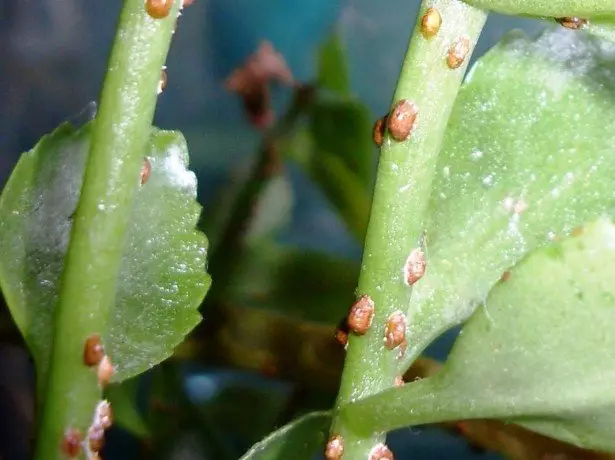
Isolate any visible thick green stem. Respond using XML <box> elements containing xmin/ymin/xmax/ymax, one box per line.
<box><xmin>461</xmin><ymin>0</ymin><xmax>615</xmax><ymax>17</ymax></box>
<box><xmin>35</xmin><ymin>1</ymin><xmax>179</xmax><ymax>458</ymax></box>
<box><xmin>331</xmin><ymin>1</ymin><xmax>486</xmax><ymax>457</ymax></box>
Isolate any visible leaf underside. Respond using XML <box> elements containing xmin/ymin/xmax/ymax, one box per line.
<box><xmin>0</xmin><ymin>122</ymin><xmax>210</xmax><ymax>387</ymax></box>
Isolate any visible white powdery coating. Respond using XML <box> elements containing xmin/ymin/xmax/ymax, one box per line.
<box><xmin>162</xmin><ymin>144</ymin><xmax>197</xmax><ymax>191</ymax></box>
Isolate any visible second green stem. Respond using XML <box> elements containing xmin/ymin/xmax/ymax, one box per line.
<box><xmin>332</xmin><ymin>1</ymin><xmax>486</xmax><ymax>457</ymax></box>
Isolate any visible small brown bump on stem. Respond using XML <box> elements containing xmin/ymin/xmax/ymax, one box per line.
<box><xmin>500</xmin><ymin>270</ymin><xmax>511</xmax><ymax>283</ymax></box>
<box><xmin>97</xmin><ymin>355</ymin><xmax>115</xmax><ymax>387</ymax></box>
<box><xmin>347</xmin><ymin>294</ymin><xmax>375</xmax><ymax>335</ymax></box>
<box><xmin>447</xmin><ymin>36</ymin><xmax>470</xmax><ymax>69</ymax></box>
<box><xmin>83</xmin><ymin>334</ymin><xmax>104</xmax><ymax>367</ymax></box>
<box><xmin>324</xmin><ymin>434</ymin><xmax>344</xmax><ymax>460</ymax></box>
<box><xmin>97</xmin><ymin>400</ymin><xmax>113</xmax><ymax>430</ymax></box>
<box><xmin>372</xmin><ymin>115</ymin><xmax>387</xmax><ymax>146</ymax></box>
<box><xmin>394</xmin><ymin>376</ymin><xmax>404</xmax><ymax>387</ymax></box>
<box><xmin>145</xmin><ymin>0</ymin><xmax>173</xmax><ymax>19</ymax></box>
<box><xmin>404</xmin><ymin>248</ymin><xmax>426</xmax><ymax>285</ymax></box>
<box><xmin>140</xmin><ymin>158</ymin><xmax>152</xmax><ymax>185</ymax></box>
<box><xmin>556</xmin><ymin>17</ymin><xmax>588</xmax><ymax>29</ymax></box>
<box><xmin>88</xmin><ymin>426</ymin><xmax>105</xmax><ymax>453</ymax></box>
<box><xmin>384</xmin><ymin>312</ymin><xmax>407</xmax><ymax>350</ymax></box>
<box><xmin>421</xmin><ymin>7</ymin><xmax>442</xmax><ymax>39</ymax></box>
<box><xmin>182</xmin><ymin>0</ymin><xmax>195</xmax><ymax>6</ymax></box>
<box><xmin>335</xmin><ymin>326</ymin><xmax>349</xmax><ymax>348</ymax></box>
<box><xmin>387</xmin><ymin>100</ymin><xmax>418</xmax><ymax>142</ymax></box>
<box><xmin>572</xmin><ymin>226</ymin><xmax>584</xmax><ymax>237</ymax></box>
<box><xmin>61</xmin><ymin>428</ymin><xmax>82</xmax><ymax>457</ymax></box>
<box><xmin>369</xmin><ymin>443</ymin><xmax>394</xmax><ymax>460</ymax></box>
<box><xmin>157</xmin><ymin>67</ymin><xmax>168</xmax><ymax>95</ymax></box>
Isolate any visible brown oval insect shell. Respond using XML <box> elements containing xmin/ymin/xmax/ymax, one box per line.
<box><xmin>447</xmin><ymin>36</ymin><xmax>470</xmax><ymax>70</ymax></box>
<box><xmin>159</xmin><ymin>68</ymin><xmax>168</xmax><ymax>94</ymax></box>
<box><xmin>347</xmin><ymin>295</ymin><xmax>375</xmax><ymax>335</ymax></box>
<box><xmin>369</xmin><ymin>443</ymin><xmax>394</xmax><ymax>460</ymax></box>
<box><xmin>421</xmin><ymin>7</ymin><xmax>441</xmax><ymax>39</ymax></box>
<box><xmin>145</xmin><ymin>0</ymin><xmax>173</xmax><ymax>19</ymax></box>
<box><xmin>372</xmin><ymin>115</ymin><xmax>387</xmax><ymax>146</ymax></box>
<box><xmin>556</xmin><ymin>17</ymin><xmax>588</xmax><ymax>29</ymax></box>
<box><xmin>97</xmin><ymin>355</ymin><xmax>115</xmax><ymax>387</ymax></box>
<box><xmin>384</xmin><ymin>312</ymin><xmax>407</xmax><ymax>350</ymax></box>
<box><xmin>140</xmin><ymin>158</ymin><xmax>151</xmax><ymax>185</ymax></box>
<box><xmin>83</xmin><ymin>334</ymin><xmax>104</xmax><ymax>367</ymax></box>
<box><xmin>88</xmin><ymin>426</ymin><xmax>105</xmax><ymax>453</ymax></box>
<box><xmin>325</xmin><ymin>434</ymin><xmax>344</xmax><ymax>460</ymax></box>
<box><xmin>387</xmin><ymin>100</ymin><xmax>418</xmax><ymax>142</ymax></box>
<box><xmin>61</xmin><ymin>428</ymin><xmax>82</xmax><ymax>457</ymax></box>
<box><xmin>404</xmin><ymin>248</ymin><xmax>426</xmax><ymax>285</ymax></box>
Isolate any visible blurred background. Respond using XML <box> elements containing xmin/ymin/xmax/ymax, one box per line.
<box><xmin>0</xmin><ymin>1</ymin><xmax>545</xmax><ymax>458</ymax></box>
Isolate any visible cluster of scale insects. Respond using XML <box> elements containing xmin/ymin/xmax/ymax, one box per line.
<box><xmin>326</xmin><ymin>5</ymin><xmax>590</xmax><ymax>459</ymax></box>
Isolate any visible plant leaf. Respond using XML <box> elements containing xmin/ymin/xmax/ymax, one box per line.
<box><xmin>317</xmin><ymin>32</ymin><xmax>350</xmax><ymax>94</ymax></box>
<box><xmin>240</xmin><ymin>411</ymin><xmax>331</xmax><ymax>460</ymax></box>
<box><xmin>0</xmin><ymin>122</ymin><xmax>210</xmax><ymax>386</ymax></box>
<box><xmin>587</xmin><ymin>16</ymin><xmax>615</xmax><ymax>42</ymax></box>
<box><xmin>342</xmin><ymin>218</ymin><xmax>615</xmax><ymax>453</ymax></box>
<box><xmin>228</xmin><ymin>240</ymin><xmax>358</xmax><ymax>324</ymax></box>
<box><xmin>402</xmin><ymin>28</ymin><xmax>615</xmax><ymax>366</ymax></box>
<box><xmin>105</xmin><ymin>379</ymin><xmax>150</xmax><ymax>439</ymax></box>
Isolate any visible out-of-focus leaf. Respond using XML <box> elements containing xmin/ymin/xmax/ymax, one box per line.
<box><xmin>241</xmin><ymin>411</ymin><xmax>331</xmax><ymax>460</ymax></box>
<box><xmin>309</xmin><ymin>97</ymin><xmax>374</xmax><ymax>189</ymax></box>
<box><xmin>284</xmin><ymin>128</ymin><xmax>370</xmax><ymax>241</ymax></box>
<box><xmin>342</xmin><ymin>219</ymin><xmax>615</xmax><ymax>453</ymax></box>
<box><xmin>317</xmin><ymin>32</ymin><xmax>350</xmax><ymax>94</ymax></box>
<box><xmin>106</xmin><ymin>379</ymin><xmax>150</xmax><ymax>439</ymax></box>
<box><xmin>401</xmin><ymin>28</ymin><xmax>615</xmax><ymax>366</ymax></box>
<box><xmin>228</xmin><ymin>240</ymin><xmax>358</xmax><ymax>324</ymax></box>
<box><xmin>246</xmin><ymin>174</ymin><xmax>293</xmax><ymax>242</ymax></box>
<box><xmin>0</xmin><ymin>122</ymin><xmax>210</xmax><ymax>386</ymax></box>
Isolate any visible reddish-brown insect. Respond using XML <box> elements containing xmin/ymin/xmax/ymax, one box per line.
<box><xmin>404</xmin><ymin>248</ymin><xmax>426</xmax><ymax>285</ymax></box>
<box><xmin>158</xmin><ymin>68</ymin><xmax>168</xmax><ymax>94</ymax></box>
<box><xmin>146</xmin><ymin>0</ymin><xmax>173</xmax><ymax>19</ymax></box>
<box><xmin>61</xmin><ymin>428</ymin><xmax>82</xmax><ymax>457</ymax></box>
<box><xmin>369</xmin><ymin>443</ymin><xmax>394</xmax><ymax>460</ymax></box>
<box><xmin>421</xmin><ymin>8</ymin><xmax>442</xmax><ymax>39</ymax></box>
<box><xmin>83</xmin><ymin>334</ymin><xmax>104</xmax><ymax>367</ymax></box>
<box><xmin>556</xmin><ymin>17</ymin><xmax>588</xmax><ymax>29</ymax></box>
<box><xmin>372</xmin><ymin>115</ymin><xmax>387</xmax><ymax>146</ymax></box>
<box><xmin>347</xmin><ymin>295</ymin><xmax>375</xmax><ymax>335</ymax></box>
<box><xmin>97</xmin><ymin>355</ymin><xmax>115</xmax><ymax>387</ymax></box>
<box><xmin>447</xmin><ymin>36</ymin><xmax>470</xmax><ymax>69</ymax></box>
<box><xmin>140</xmin><ymin>158</ymin><xmax>151</xmax><ymax>185</ymax></box>
<box><xmin>325</xmin><ymin>434</ymin><xmax>344</xmax><ymax>460</ymax></box>
<box><xmin>88</xmin><ymin>426</ymin><xmax>105</xmax><ymax>453</ymax></box>
<box><xmin>384</xmin><ymin>312</ymin><xmax>407</xmax><ymax>350</ymax></box>
<box><xmin>388</xmin><ymin>100</ymin><xmax>418</xmax><ymax>142</ymax></box>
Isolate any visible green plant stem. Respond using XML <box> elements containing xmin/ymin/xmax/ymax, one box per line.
<box><xmin>461</xmin><ymin>0</ymin><xmax>615</xmax><ymax>17</ymax></box>
<box><xmin>331</xmin><ymin>1</ymin><xmax>486</xmax><ymax>456</ymax></box>
<box><xmin>34</xmin><ymin>1</ymin><xmax>179</xmax><ymax>458</ymax></box>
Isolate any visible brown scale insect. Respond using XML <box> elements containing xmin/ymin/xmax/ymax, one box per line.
<box><xmin>83</xmin><ymin>334</ymin><xmax>104</xmax><ymax>367</ymax></box>
<box><xmin>394</xmin><ymin>375</ymin><xmax>404</xmax><ymax>387</ymax></box>
<box><xmin>140</xmin><ymin>158</ymin><xmax>152</xmax><ymax>185</ymax></box>
<box><xmin>388</xmin><ymin>100</ymin><xmax>418</xmax><ymax>142</ymax></box>
<box><xmin>372</xmin><ymin>115</ymin><xmax>387</xmax><ymax>146</ymax></box>
<box><xmin>447</xmin><ymin>36</ymin><xmax>470</xmax><ymax>69</ymax></box>
<box><xmin>146</xmin><ymin>0</ymin><xmax>173</xmax><ymax>19</ymax></box>
<box><xmin>500</xmin><ymin>271</ymin><xmax>511</xmax><ymax>283</ymax></box>
<box><xmin>335</xmin><ymin>315</ymin><xmax>349</xmax><ymax>347</ymax></box>
<box><xmin>324</xmin><ymin>434</ymin><xmax>344</xmax><ymax>460</ymax></box>
<box><xmin>556</xmin><ymin>17</ymin><xmax>588</xmax><ymax>29</ymax></box>
<box><xmin>88</xmin><ymin>426</ymin><xmax>105</xmax><ymax>453</ymax></box>
<box><xmin>97</xmin><ymin>355</ymin><xmax>115</xmax><ymax>387</ymax></box>
<box><xmin>370</xmin><ymin>443</ymin><xmax>394</xmax><ymax>460</ymax></box>
<box><xmin>421</xmin><ymin>7</ymin><xmax>442</xmax><ymax>39</ymax></box>
<box><xmin>61</xmin><ymin>428</ymin><xmax>82</xmax><ymax>457</ymax></box>
<box><xmin>404</xmin><ymin>248</ymin><xmax>426</xmax><ymax>286</ymax></box>
<box><xmin>158</xmin><ymin>68</ymin><xmax>168</xmax><ymax>94</ymax></box>
<box><xmin>347</xmin><ymin>294</ymin><xmax>375</xmax><ymax>335</ymax></box>
<box><xmin>384</xmin><ymin>312</ymin><xmax>407</xmax><ymax>350</ymax></box>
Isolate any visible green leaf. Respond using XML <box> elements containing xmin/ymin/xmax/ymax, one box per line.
<box><xmin>241</xmin><ymin>411</ymin><xmax>331</xmax><ymax>460</ymax></box>
<box><xmin>317</xmin><ymin>32</ymin><xmax>350</xmax><ymax>94</ymax></box>
<box><xmin>284</xmin><ymin>128</ymin><xmax>370</xmax><ymax>241</ymax></box>
<box><xmin>0</xmin><ymin>122</ymin><xmax>210</xmax><ymax>386</ymax></box>
<box><xmin>402</xmin><ymin>28</ymin><xmax>615</xmax><ymax>366</ymax></box>
<box><xmin>309</xmin><ymin>97</ymin><xmax>374</xmax><ymax>189</ymax></box>
<box><xmin>105</xmin><ymin>379</ymin><xmax>150</xmax><ymax>439</ymax></box>
<box><xmin>342</xmin><ymin>218</ymin><xmax>615</xmax><ymax>452</ymax></box>
<box><xmin>228</xmin><ymin>241</ymin><xmax>358</xmax><ymax>324</ymax></box>
<box><xmin>587</xmin><ymin>16</ymin><xmax>615</xmax><ymax>42</ymax></box>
